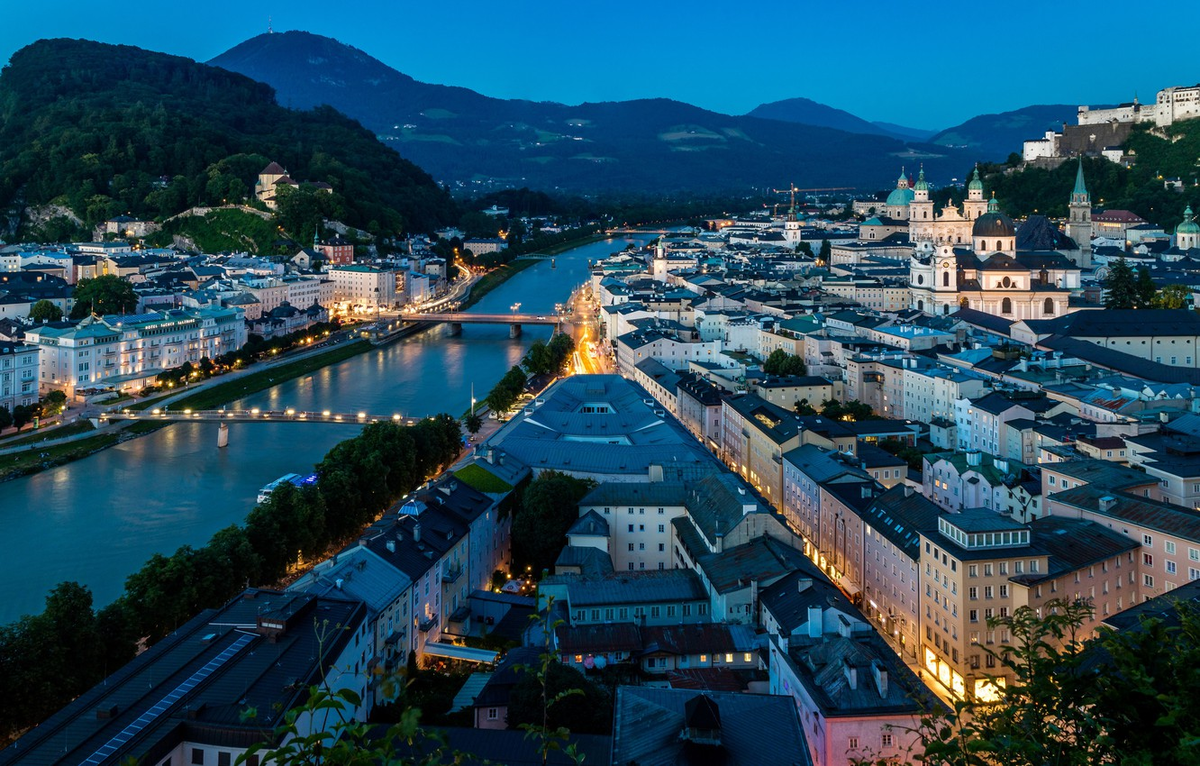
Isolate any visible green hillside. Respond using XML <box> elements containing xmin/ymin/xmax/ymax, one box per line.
<box><xmin>984</xmin><ymin>120</ymin><xmax>1200</xmax><ymax>229</ymax></box>
<box><xmin>0</xmin><ymin>39</ymin><xmax>458</xmax><ymax>243</ymax></box>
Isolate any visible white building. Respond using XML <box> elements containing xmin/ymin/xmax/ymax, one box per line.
<box><xmin>328</xmin><ymin>265</ymin><xmax>398</xmax><ymax>311</ymax></box>
<box><xmin>0</xmin><ymin>341</ymin><xmax>39</xmax><ymax>412</ymax></box>
<box><xmin>24</xmin><ymin>307</ymin><xmax>246</xmax><ymax>395</ymax></box>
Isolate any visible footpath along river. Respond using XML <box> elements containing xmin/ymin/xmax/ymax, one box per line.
<box><xmin>0</xmin><ymin>234</ymin><xmax>653</xmax><ymax>623</ymax></box>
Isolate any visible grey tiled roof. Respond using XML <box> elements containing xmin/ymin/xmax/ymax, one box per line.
<box><xmin>541</xmin><ymin>569</ymin><xmax>708</xmax><ymax>609</ymax></box>
<box><xmin>611</xmin><ymin>686</ymin><xmax>813</xmax><ymax>766</ymax></box>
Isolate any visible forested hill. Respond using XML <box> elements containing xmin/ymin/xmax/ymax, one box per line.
<box><xmin>0</xmin><ymin>38</ymin><xmax>458</xmax><ymax>241</ymax></box>
<box><xmin>983</xmin><ymin>120</ymin><xmax>1200</xmax><ymax>230</ymax></box>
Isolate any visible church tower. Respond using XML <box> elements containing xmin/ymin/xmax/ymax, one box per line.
<box><xmin>963</xmin><ymin>166</ymin><xmax>988</xmax><ymax>220</ymax></box>
<box><xmin>1176</xmin><ymin>204</ymin><xmax>1200</xmax><ymax>251</ymax></box>
<box><xmin>1066</xmin><ymin>159</ymin><xmax>1093</xmax><ymax>269</ymax></box>
<box><xmin>908</xmin><ymin>166</ymin><xmax>934</xmax><ymax>241</ymax></box>
<box><xmin>783</xmin><ymin>187</ymin><xmax>803</xmax><ymax>247</ymax></box>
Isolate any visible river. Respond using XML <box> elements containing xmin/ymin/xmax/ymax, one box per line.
<box><xmin>0</xmin><ymin>234</ymin><xmax>652</xmax><ymax>623</ymax></box>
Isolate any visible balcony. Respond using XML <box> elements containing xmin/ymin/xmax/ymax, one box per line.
<box><xmin>418</xmin><ymin>614</ymin><xmax>439</xmax><ymax>633</ymax></box>
<box><xmin>442</xmin><ymin>565</ymin><xmax>463</xmax><ymax>584</ymax></box>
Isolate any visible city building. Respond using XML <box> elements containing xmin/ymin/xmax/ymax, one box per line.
<box><xmin>0</xmin><ymin>590</ymin><xmax>369</xmax><ymax>766</ymax></box>
<box><xmin>24</xmin><ymin>308</ymin><xmax>246</xmax><ymax>395</ymax></box>
<box><xmin>328</xmin><ymin>264</ymin><xmax>398</xmax><ymax>312</ymax></box>
<box><xmin>0</xmin><ymin>340</ymin><xmax>39</xmax><ymax>412</ymax></box>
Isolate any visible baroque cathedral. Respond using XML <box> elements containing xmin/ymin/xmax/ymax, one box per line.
<box><xmin>899</xmin><ymin>163</ymin><xmax>1092</xmax><ymax>320</ymax></box>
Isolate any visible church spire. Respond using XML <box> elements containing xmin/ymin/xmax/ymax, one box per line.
<box><xmin>1071</xmin><ymin>158</ymin><xmax>1090</xmax><ymax>205</ymax></box>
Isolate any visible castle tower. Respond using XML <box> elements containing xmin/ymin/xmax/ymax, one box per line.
<box><xmin>1176</xmin><ymin>204</ymin><xmax>1200</xmax><ymax>251</ymax></box>
<box><xmin>1066</xmin><ymin>159</ymin><xmax>1093</xmax><ymax>269</ymax></box>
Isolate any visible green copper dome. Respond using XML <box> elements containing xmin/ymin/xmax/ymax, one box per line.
<box><xmin>886</xmin><ymin>187</ymin><xmax>915</xmax><ymax>207</ymax></box>
<box><xmin>1179</xmin><ymin>205</ymin><xmax>1200</xmax><ymax>235</ymax></box>
<box><xmin>913</xmin><ymin>166</ymin><xmax>929</xmax><ymax>192</ymax></box>
<box><xmin>968</xmin><ymin>166</ymin><xmax>983</xmax><ymax>192</ymax></box>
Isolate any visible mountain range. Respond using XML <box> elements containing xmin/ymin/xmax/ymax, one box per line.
<box><xmin>210</xmin><ymin>31</ymin><xmax>995</xmax><ymax>193</ymax></box>
<box><xmin>746</xmin><ymin>98</ymin><xmax>936</xmax><ymax>141</ymax></box>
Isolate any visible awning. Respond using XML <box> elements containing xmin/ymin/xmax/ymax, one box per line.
<box><xmin>423</xmin><ymin>642</ymin><xmax>499</xmax><ymax>664</ymax></box>
<box><xmin>839</xmin><ymin>576</ymin><xmax>862</xmax><ymax>597</ymax></box>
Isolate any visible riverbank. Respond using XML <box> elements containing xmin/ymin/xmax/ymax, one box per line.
<box><xmin>124</xmin><ymin>339</ymin><xmax>373</xmax><ymax>434</ymax></box>
<box><xmin>0</xmin><ymin>339</ymin><xmax>375</xmax><ymax>482</ymax></box>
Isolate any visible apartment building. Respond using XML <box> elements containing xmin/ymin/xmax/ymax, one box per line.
<box><xmin>782</xmin><ymin>444</ymin><xmax>871</xmax><ymax>552</ymax></box>
<box><xmin>575</xmin><ymin>482</ymin><xmax>688</xmax><ymax>572</ymax></box>
<box><xmin>918</xmin><ymin>509</ymin><xmax>1137</xmax><ymax>701</ymax></box>
<box><xmin>676</xmin><ymin>374</ymin><xmax>723</xmax><ymax>450</ymax></box>
<box><xmin>721</xmin><ymin>394</ymin><xmax>803</xmax><ymax>506</ymax></box>
<box><xmin>859</xmin><ymin>486</ymin><xmax>942</xmax><ymax>660</ymax></box>
<box><xmin>924</xmin><ymin>450</ymin><xmax>1041</xmax><ymax>520</ymax></box>
<box><xmin>0</xmin><ymin>341</ymin><xmax>38</xmax><ymax>411</ymax></box>
<box><xmin>328</xmin><ymin>264</ymin><xmax>398</xmax><ymax>310</ymax></box>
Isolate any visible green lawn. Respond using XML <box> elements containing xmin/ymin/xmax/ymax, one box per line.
<box><xmin>125</xmin><ymin>341</ymin><xmax>372</xmax><ymax>435</ymax></box>
<box><xmin>0</xmin><ymin>420</ymin><xmax>94</xmax><ymax>448</ymax></box>
<box><xmin>454</xmin><ymin>463</ymin><xmax>514</xmax><ymax>494</ymax></box>
<box><xmin>0</xmin><ymin>431</ymin><xmax>120</xmax><ymax>482</ymax></box>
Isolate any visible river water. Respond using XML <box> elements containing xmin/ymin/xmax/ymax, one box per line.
<box><xmin>0</xmin><ymin>235</ymin><xmax>651</xmax><ymax>623</ymax></box>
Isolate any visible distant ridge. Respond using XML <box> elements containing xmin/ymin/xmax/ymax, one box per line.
<box><xmin>210</xmin><ymin>31</ymin><xmax>980</xmax><ymax>193</ymax></box>
<box><xmin>930</xmin><ymin>105</ymin><xmax>1080</xmax><ymax>160</ymax></box>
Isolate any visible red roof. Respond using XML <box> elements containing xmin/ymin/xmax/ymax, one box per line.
<box><xmin>665</xmin><ymin>668</ymin><xmax>744</xmax><ymax>692</ymax></box>
<box><xmin>261</xmin><ymin>161</ymin><xmax>287</xmax><ymax>175</ymax></box>
<box><xmin>1093</xmin><ymin>210</ymin><xmax>1146</xmax><ymax>224</ymax></box>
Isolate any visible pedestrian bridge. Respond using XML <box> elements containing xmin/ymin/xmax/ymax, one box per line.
<box><xmin>98</xmin><ymin>408</ymin><xmax>426</xmax><ymax>427</ymax></box>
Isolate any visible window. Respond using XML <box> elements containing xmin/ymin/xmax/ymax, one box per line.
<box><xmin>882</xmin><ymin>733</ymin><xmax>894</xmax><ymax>748</ymax></box>
<box><xmin>1144</xmin><ymin>553</ymin><xmax>1154</xmax><ymax>567</ymax></box>
<box><xmin>1144</xmin><ymin>534</ymin><xmax>1154</xmax><ymax>546</ymax></box>
<box><xmin>1166</xmin><ymin>541</ymin><xmax>1177</xmax><ymax>555</ymax></box>
<box><xmin>192</xmin><ymin>750</ymin><xmax>204</xmax><ymax>766</ymax></box>
<box><xmin>658</xmin><ymin>524</ymin><xmax>665</xmax><ymax>533</ymax></box>
<box><xmin>488</xmin><ymin>707</ymin><xmax>498</xmax><ymax>720</ymax></box>
<box><xmin>1002</xmin><ymin>297</ymin><xmax>1012</xmax><ymax>314</ymax></box>
<box><xmin>700</xmin><ymin>654</ymin><xmax>708</xmax><ymax>663</ymax></box>
<box><xmin>628</xmin><ymin>524</ymin><xmax>634</xmax><ymax>533</ymax></box>
<box><xmin>217</xmin><ymin>755</ymin><xmax>232</xmax><ymax>766</ymax></box>
<box><xmin>969</xmin><ymin>609</ymin><xmax>978</xmax><ymax>622</ymax></box>
<box><xmin>744</xmin><ymin>652</ymin><xmax>753</xmax><ymax>662</ymax></box>
<box><xmin>1167</xmin><ymin>561</ymin><xmax>1177</xmax><ymax>575</ymax></box>
<box><xmin>1043</xmin><ymin>297</ymin><xmax>1055</xmax><ymax>315</ymax></box>
<box><xmin>849</xmin><ymin>737</ymin><xmax>860</xmax><ymax>750</ymax></box>
<box><xmin>1145</xmin><ymin>574</ymin><xmax>1155</xmax><ymax>587</ymax></box>
<box><xmin>999</xmin><ymin>585</ymin><xmax>1008</xmax><ymax>598</ymax></box>
<box><xmin>968</xmin><ymin>564</ymin><xmax>977</xmax><ymax>577</ymax></box>
<box><xmin>628</xmin><ymin>543</ymin><xmax>635</xmax><ymax>551</ymax></box>
<box><xmin>969</xmin><ymin>587</ymin><xmax>978</xmax><ymax>600</ymax></box>
<box><xmin>725</xmin><ymin>653</ymin><xmax>734</xmax><ymax>663</ymax></box>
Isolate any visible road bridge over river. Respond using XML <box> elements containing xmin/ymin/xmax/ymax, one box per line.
<box><xmin>397</xmin><ymin>312</ymin><xmax>562</xmax><ymax>337</ymax></box>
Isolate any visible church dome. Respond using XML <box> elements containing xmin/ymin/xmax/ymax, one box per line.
<box><xmin>973</xmin><ymin>211</ymin><xmax>1016</xmax><ymax>238</ymax></box>
<box><xmin>887</xmin><ymin>187</ymin><xmax>915</xmax><ymax>207</ymax></box>
<box><xmin>1178</xmin><ymin>205</ymin><xmax>1199</xmax><ymax>235</ymax></box>
<box><xmin>968</xmin><ymin>166</ymin><xmax>983</xmax><ymax>192</ymax></box>
<box><xmin>973</xmin><ymin>195</ymin><xmax>1015</xmax><ymax>238</ymax></box>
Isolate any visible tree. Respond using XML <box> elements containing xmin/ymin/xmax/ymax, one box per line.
<box><xmin>70</xmin><ymin>275</ymin><xmax>138</xmax><ymax>318</ymax></box>
<box><xmin>511</xmin><ymin>471</ymin><xmax>594</xmax><ymax>576</ymax></box>
<box><xmin>1135</xmin><ymin>267</ymin><xmax>1157</xmax><ymax>308</ymax></box>
<box><xmin>11</xmin><ymin>403</ymin><xmax>38</xmax><ymax>431</ymax></box>
<box><xmin>524</xmin><ymin>339</ymin><xmax>551</xmax><ymax>375</ymax></box>
<box><xmin>0</xmin><ymin>406</ymin><xmax>12</xmax><ymax>431</ymax></box>
<box><xmin>28</xmin><ymin>299</ymin><xmax>62</xmax><ymax>322</ymax></box>
<box><xmin>796</xmin><ymin>241</ymin><xmax>814</xmax><ymax>256</ymax></box>
<box><xmin>818</xmin><ymin>239</ymin><xmax>832</xmax><ymax>263</ymax></box>
<box><xmin>793</xmin><ymin>398</ymin><xmax>818</xmax><ymax>416</ymax></box>
<box><xmin>764</xmin><ymin>349</ymin><xmax>808</xmax><ymax>377</ymax></box>
<box><xmin>463</xmin><ymin>411</ymin><xmax>483</xmax><ymax>435</ymax></box>
<box><xmin>508</xmin><ymin>659</ymin><xmax>612</xmax><ymax>736</ymax></box>
<box><xmin>1103</xmin><ymin>256</ymin><xmax>1137</xmax><ymax>309</ymax></box>
<box><xmin>1155</xmin><ymin>283</ymin><xmax>1192</xmax><ymax>309</ymax></box>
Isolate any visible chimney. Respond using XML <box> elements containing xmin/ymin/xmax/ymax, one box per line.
<box><xmin>797</xmin><ymin>578</ymin><xmax>813</xmax><ymax>594</ymax></box>
<box><xmin>335</xmin><ymin>578</ymin><xmax>344</xmax><ymax>590</ymax></box>
<box><xmin>861</xmin><ymin>484</ymin><xmax>873</xmax><ymax>499</ymax></box>
<box><xmin>386</xmin><ymin>540</ymin><xmax>396</xmax><ymax>553</ymax></box>
<box><xmin>871</xmin><ymin>660</ymin><xmax>889</xmax><ymax>699</ymax></box>
<box><xmin>486</xmin><ymin>447</ymin><xmax>495</xmax><ymax>464</ymax></box>
<box><xmin>807</xmin><ymin>606</ymin><xmax>823</xmax><ymax>638</ymax></box>
<box><xmin>842</xmin><ymin>659</ymin><xmax>858</xmax><ymax>690</ymax></box>
<box><xmin>903</xmin><ymin>485</ymin><xmax>914</xmax><ymax>498</ymax></box>
<box><xmin>1098</xmin><ymin>495</ymin><xmax>1117</xmax><ymax>513</ymax></box>
<box><xmin>1161</xmin><ymin>411</ymin><xmax>1171</xmax><ymax>424</ymax></box>
<box><xmin>414</xmin><ymin>522</ymin><xmax>422</xmax><ymax>544</ymax></box>
<box><xmin>966</xmin><ymin>450</ymin><xmax>982</xmax><ymax>467</ymax></box>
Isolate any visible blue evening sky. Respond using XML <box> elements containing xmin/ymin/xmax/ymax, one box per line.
<box><xmin>3</xmin><ymin>0</ymin><xmax>1198</xmax><ymax>130</ymax></box>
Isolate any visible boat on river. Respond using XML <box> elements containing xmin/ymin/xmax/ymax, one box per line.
<box><xmin>257</xmin><ymin>472</ymin><xmax>318</xmax><ymax>503</ymax></box>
